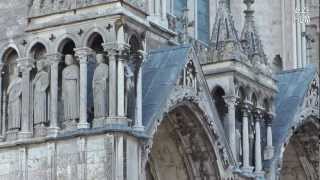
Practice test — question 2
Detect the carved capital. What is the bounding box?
[223,95,239,107]
[118,43,130,61]
[74,47,93,64]
[17,57,34,72]
[46,53,63,65]
[241,100,253,116]
[265,111,275,125]
[253,106,264,122]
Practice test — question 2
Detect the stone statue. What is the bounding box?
[93,54,109,118]
[125,63,135,120]
[185,61,196,87]
[7,68,22,130]
[33,61,49,126]
[62,55,80,122]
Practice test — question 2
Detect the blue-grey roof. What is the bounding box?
[142,45,191,131]
[273,65,317,151]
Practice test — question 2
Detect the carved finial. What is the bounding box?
[176,8,195,44]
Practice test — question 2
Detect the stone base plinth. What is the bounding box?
[18,131,33,140]
[254,170,265,178]
[92,117,106,128]
[93,116,131,127]
[34,124,47,137]
[133,125,144,131]
[106,116,130,126]
[6,129,19,141]
[241,166,254,174]
[47,127,60,137]
[61,119,78,131]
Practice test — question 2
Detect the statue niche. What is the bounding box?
[62,55,80,128]
[125,61,136,121]
[7,67,22,131]
[93,54,109,120]
[33,61,49,133]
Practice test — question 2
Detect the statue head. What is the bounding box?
[12,66,19,77]
[65,54,74,65]
[36,61,44,71]
[96,54,105,64]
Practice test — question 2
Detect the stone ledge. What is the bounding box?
[0,126,148,149]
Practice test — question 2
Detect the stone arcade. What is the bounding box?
[0,0,319,179]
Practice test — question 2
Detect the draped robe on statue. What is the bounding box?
[93,63,109,118]
[125,63,135,120]
[7,77,22,130]
[33,71,49,125]
[62,64,80,121]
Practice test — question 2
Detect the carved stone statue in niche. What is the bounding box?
[62,55,80,125]
[185,61,196,88]
[7,68,22,131]
[33,61,49,127]
[93,54,109,119]
[125,63,135,120]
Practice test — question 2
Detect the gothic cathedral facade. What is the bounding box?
[0,0,318,179]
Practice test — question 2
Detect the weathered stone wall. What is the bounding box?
[0,0,28,42]
[0,133,121,180]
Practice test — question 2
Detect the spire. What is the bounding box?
[208,0,246,62]
[241,0,267,65]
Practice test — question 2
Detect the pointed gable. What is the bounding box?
[208,0,246,63]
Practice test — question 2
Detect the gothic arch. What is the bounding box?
[82,27,107,47]
[1,47,20,91]
[86,32,104,53]
[211,86,227,130]
[278,117,319,180]
[0,45,20,63]
[25,38,50,56]
[145,102,222,180]
[55,34,79,53]
[129,34,143,52]
[57,38,77,55]
[29,42,47,60]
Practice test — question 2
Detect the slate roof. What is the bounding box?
[273,65,317,152]
[142,45,191,132]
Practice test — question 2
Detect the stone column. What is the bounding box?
[103,43,117,117]
[241,102,252,172]
[301,0,307,67]
[117,44,129,117]
[253,107,264,176]
[264,112,274,160]
[75,48,92,129]
[224,95,238,160]
[133,50,145,131]
[47,53,62,137]
[0,63,4,141]
[17,58,34,139]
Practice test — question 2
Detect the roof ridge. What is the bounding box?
[277,65,316,75]
[149,44,191,54]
